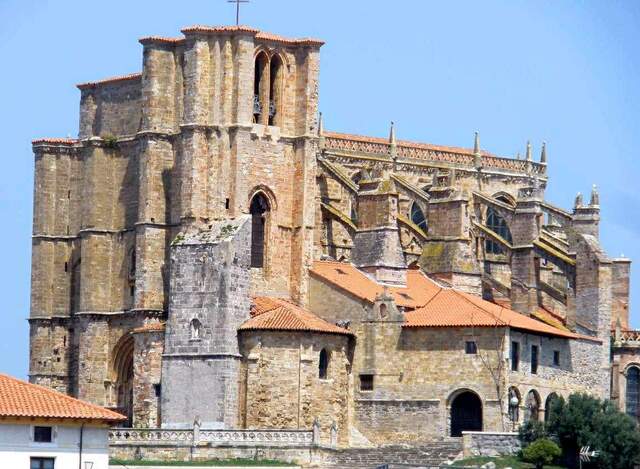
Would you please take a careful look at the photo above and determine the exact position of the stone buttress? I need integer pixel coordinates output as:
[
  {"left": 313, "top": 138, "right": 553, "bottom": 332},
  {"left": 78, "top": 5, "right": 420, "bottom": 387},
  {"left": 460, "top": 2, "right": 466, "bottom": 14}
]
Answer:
[{"left": 160, "top": 216, "right": 251, "bottom": 428}]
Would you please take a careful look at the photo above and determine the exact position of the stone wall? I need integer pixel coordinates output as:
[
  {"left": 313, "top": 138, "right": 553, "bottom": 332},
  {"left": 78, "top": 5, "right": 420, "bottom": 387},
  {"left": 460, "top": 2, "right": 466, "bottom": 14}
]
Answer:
[
  {"left": 161, "top": 217, "right": 251, "bottom": 429},
  {"left": 507, "top": 330, "right": 607, "bottom": 407},
  {"left": 240, "top": 331, "right": 351, "bottom": 447},
  {"left": 462, "top": 431, "right": 520, "bottom": 457}
]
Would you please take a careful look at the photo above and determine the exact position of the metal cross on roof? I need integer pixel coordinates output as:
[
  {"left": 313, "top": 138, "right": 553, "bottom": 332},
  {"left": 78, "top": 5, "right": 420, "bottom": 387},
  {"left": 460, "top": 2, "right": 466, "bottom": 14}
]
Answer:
[{"left": 227, "top": 0, "right": 249, "bottom": 26}]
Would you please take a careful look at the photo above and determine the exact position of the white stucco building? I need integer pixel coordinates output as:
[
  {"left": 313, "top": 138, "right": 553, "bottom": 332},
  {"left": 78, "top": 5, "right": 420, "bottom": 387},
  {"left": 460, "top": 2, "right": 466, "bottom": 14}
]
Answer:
[{"left": 0, "top": 373, "right": 125, "bottom": 469}]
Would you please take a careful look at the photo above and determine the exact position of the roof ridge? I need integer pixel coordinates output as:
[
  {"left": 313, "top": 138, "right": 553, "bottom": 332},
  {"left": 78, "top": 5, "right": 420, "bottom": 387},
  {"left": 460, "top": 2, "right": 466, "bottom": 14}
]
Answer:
[{"left": 0, "top": 373, "right": 124, "bottom": 420}]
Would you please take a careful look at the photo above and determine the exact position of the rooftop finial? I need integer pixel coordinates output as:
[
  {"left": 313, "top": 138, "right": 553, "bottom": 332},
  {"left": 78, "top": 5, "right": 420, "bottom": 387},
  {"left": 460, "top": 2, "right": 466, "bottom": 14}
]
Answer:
[
  {"left": 540, "top": 141, "right": 547, "bottom": 164},
  {"left": 318, "top": 112, "right": 324, "bottom": 136},
  {"left": 473, "top": 131, "right": 480, "bottom": 155},
  {"left": 526, "top": 140, "right": 532, "bottom": 161},
  {"left": 575, "top": 192, "right": 583, "bottom": 208},
  {"left": 389, "top": 121, "right": 396, "bottom": 145},
  {"left": 590, "top": 184, "right": 600, "bottom": 206}
]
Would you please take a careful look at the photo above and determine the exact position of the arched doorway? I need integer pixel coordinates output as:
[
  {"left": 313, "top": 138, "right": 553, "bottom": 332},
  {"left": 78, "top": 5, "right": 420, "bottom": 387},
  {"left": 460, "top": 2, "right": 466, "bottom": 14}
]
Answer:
[
  {"left": 525, "top": 389, "right": 541, "bottom": 422},
  {"left": 450, "top": 390, "right": 483, "bottom": 437},
  {"left": 249, "top": 193, "right": 270, "bottom": 268},
  {"left": 112, "top": 335, "right": 134, "bottom": 427}
]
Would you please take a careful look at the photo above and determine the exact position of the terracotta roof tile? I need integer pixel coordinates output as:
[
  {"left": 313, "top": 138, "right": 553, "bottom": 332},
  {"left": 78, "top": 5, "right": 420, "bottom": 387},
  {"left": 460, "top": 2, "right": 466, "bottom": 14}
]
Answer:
[
  {"left": 310, "top": 261, "right": 439, "bottom": 308},
  {"left": 76, "top": 73, "right": 142, "bottom": 90},
  {"left": 32, "top": 138, "right": 78, "bottom": 146},
  {"left": 240, "top": 297, "right": 352, "bottom": 336},
  {"left": 311, "top": 260, "right": 593, "bottom": 341},
  {"left": 139, "top": 36, "right": 185, "bottom": 46},
  {"left": 179, "top": 25, "right": 324, "bottom": 46},
  {"left": 0, "top": 374, "right": 126, "bottom": 422}
]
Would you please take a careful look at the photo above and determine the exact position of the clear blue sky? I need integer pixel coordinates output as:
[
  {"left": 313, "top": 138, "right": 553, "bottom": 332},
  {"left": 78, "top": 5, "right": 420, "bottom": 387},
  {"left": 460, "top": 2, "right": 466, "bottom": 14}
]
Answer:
[{"left": 1, "top": 0, "right": 639, "bottom": 380}]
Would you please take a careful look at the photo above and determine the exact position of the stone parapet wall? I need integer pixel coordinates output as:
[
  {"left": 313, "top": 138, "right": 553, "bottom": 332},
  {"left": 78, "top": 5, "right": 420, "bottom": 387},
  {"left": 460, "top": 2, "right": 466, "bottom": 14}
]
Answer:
[{"left": 462, "top": 431, "right": 520, "bottom": 457}]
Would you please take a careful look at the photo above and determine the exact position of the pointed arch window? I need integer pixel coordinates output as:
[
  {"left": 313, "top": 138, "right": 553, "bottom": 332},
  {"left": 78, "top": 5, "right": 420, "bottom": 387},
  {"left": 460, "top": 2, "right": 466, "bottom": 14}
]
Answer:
[
  {"left": 250, "top": 193, "right": 270, "bottom": 268},
  {"left": 268, "top": 54, "right": 283, "bottom": 126},
  {"left": 319, "top": 348, "right": 329, "bottom": 379},
  {"left": 190, "top": 318, "right": 202, "bottom": 340},
  {"left": 485, "top": 207, "right": 512, "bottom": 254},
  {"left": 626, "top": 366, "right": 640, "bottom": 422},
  {"left": 253, "top": 52, "right": 269, "bottom": 124},
  {"left": 410, "top": 202, "right": 427, "bottom": 232}
]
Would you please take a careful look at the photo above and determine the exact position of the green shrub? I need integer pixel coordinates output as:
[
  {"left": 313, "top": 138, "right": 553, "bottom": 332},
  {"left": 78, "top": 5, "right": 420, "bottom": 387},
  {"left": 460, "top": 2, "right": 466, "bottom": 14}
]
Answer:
[
  {"left": 546, "top": 393, "right": 640, "bottom": 469},
  {"left": 522, "top": 438, "right": 561, "bottom": 469},
  {"left": 518, "top": 419, "right": 548, "bottom": 447},
  {"left": 102, "top": 134, "right": 118, "bottom": 148}
]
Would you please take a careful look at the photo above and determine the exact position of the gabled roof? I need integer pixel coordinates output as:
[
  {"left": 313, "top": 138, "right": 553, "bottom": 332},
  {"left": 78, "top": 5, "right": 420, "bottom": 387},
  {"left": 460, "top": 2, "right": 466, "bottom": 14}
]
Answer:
[
  {"left": 240, "top": 297, "right": 353, "bottom": 336},
  {"left": 0, "top": 374, "right": 126, "bottom": 422},
  {"left": 310, "top": 261, "right": 597, "bottom": 341},
  {"left": 310, "top": 261, "right": 439, "bottom": 308},
  {"left": 405, "top": 290, "right": 580, "bottom": 339}
]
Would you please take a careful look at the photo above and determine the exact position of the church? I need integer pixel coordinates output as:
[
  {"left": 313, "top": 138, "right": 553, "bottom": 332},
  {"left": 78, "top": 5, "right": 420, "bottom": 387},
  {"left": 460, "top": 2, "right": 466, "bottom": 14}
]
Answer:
[{"left": 28, "top": 24, "right": 640, "bottom": 453}]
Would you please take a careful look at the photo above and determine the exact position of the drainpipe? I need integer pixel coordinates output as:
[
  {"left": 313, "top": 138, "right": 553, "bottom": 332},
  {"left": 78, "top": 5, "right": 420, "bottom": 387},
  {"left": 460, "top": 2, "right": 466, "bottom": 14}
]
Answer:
[{"left": 78, "top": 423, "right": 85, "bottom": 469}]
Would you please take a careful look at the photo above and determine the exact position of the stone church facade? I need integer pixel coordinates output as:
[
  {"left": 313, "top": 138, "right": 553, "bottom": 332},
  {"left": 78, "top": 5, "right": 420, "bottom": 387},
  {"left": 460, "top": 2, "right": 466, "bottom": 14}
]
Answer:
[{"left": 28, "top": 25, "right": 639, "bottom": 448}]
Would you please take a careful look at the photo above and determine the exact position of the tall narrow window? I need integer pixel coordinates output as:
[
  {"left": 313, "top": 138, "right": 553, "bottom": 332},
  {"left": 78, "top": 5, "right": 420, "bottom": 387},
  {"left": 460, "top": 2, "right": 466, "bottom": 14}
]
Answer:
[
  {"left": 511, "top": 341, "right": 520, "bottom": 371},
  {"left": 531, "top": 345, "right": 539, "bottom": 375},
  {"left": 626, "top": 366, "right": 640, "bottom": 422},
  {"left": 319, "top": 348, "right": 329, "bottom": 379},
  {"left": 485, "top": 207, "right": 512, "bottom": 254},
  {"left": 250, "top": 193, "right": 269, "bottom": 268},
  {"left": 190, "top": 318, "right": 202, "bottom": 340},
  {"left": 269, "top": 54, "right": 283, "bottom": 126},
  {"left": 253, "top": 52, "right": 269, "bottom": 124},
  {"left": 410, "top": 202, "right": 428, "bottom": 232}
]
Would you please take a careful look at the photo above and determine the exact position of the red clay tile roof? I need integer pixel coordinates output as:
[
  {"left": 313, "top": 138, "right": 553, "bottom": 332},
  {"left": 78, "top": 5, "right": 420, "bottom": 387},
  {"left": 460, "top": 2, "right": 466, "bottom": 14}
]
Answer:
[
  {"left": 32, "top": 138, "right": 78, "bottom": 146},
  {"left": 179, "top": 25, "right": 324, "bottom": 46},
  {"left": 405, "top": 290, "right": 580, "bottom": 339},
  {"left": 311, "top": 261, "right": 596, "bottom": 341},
  {"left": 139, "top": 36, "right": 185, "bottom": 46},
  {"left": 310, "top": 261, "right": 440, "bottom": 308},
  {"left": 240, "top": 297, "right": 352, "bottom": 336},
  {"left": 0, "top": 374, "right": 126, "bottom": 422},
  {"left": 323, "top": 131, "right": 497, "bottom": 158},
  {"left": 76, "top": 73, "right": 142, "bottom": 90}
]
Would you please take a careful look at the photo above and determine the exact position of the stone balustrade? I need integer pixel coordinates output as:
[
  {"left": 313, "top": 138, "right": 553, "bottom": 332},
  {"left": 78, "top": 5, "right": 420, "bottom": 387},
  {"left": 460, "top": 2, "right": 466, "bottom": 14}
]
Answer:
[
  {"left": 324, "top": 134, "right": 546, "bottom": 176},
  {"left": 109, "top": 428, "right": 315, "bottom": 447}
]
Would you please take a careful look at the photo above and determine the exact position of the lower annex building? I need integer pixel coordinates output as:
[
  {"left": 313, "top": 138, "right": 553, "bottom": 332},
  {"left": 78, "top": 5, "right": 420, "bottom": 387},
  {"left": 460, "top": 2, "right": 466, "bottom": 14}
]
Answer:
[{"left": 28, "top": 24, "right": 640, "bottom": 447}]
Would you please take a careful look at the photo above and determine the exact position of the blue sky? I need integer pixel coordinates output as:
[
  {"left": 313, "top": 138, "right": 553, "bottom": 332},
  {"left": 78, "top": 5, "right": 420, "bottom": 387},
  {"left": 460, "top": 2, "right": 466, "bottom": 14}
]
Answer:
[{"left": 0, "top": 0, "right": 639, "bottom": 380}]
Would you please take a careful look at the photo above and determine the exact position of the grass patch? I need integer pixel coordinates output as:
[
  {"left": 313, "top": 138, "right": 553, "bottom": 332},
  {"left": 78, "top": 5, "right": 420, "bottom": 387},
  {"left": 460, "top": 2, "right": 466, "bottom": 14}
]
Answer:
[
  {"left": 451, "top": 455, "right": 567, "bottom": 468},
  {"left": 109, "top": 458, "right": 295, "bottom": 467}
]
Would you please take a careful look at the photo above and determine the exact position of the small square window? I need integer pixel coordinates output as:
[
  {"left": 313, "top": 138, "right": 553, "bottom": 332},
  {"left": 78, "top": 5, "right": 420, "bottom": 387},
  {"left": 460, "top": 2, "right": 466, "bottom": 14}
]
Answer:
[
  {"left": 553, "top": 350, "right": 560, "bottom": 366},
  {"left": 465, "top": 341, "right": 477, "bottom": 355},
  {"left": 30, "top": 458, "right": 54, "bottom": 469},
  {"left": 360, "top": 374, "right": 374, "bottom": 391},
  {"left": 34, "top": 426, "right": 52, "bottom": 443}
]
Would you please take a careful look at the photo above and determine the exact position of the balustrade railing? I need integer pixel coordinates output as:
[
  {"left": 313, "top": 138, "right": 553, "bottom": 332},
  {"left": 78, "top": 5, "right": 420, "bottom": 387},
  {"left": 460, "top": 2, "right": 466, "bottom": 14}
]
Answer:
[
  {"left": 109, "top": 428, "right": 315, "bottom": 447},
  {"left": 323, "top": 134, "right": 546, "bottom": 175}
]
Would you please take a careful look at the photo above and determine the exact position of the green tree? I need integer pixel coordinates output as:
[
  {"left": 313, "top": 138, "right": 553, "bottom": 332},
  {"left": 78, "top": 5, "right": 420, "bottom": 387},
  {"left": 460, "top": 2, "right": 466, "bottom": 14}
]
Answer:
[
  {"left": 522, "top": 438, "right": 561, "bottom": 469},
  {"left": 546, "top": 393, "right": 640, "bottom": 469},
  {"left": 518, "top": 420, "right": 548, "bottom": 447}
]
